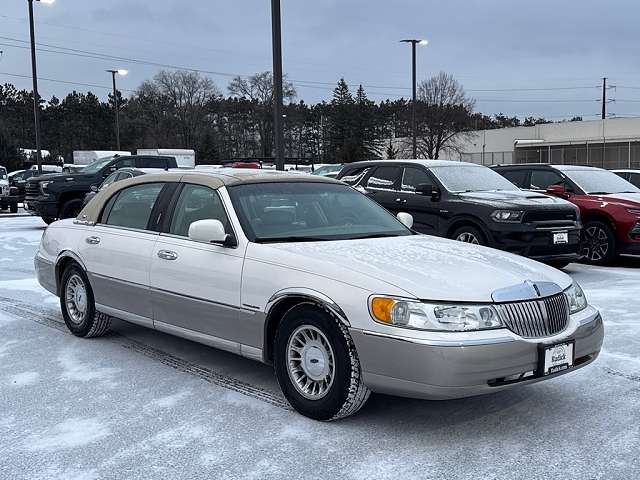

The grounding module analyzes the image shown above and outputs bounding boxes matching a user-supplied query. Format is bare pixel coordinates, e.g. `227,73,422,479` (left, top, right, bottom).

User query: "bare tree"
411,72,475,159
228,72,296,158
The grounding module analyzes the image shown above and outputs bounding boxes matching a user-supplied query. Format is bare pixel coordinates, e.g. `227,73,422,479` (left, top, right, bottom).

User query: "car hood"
252,235,571,302
459,190,571,209
27,172,91,183
597,192,640,205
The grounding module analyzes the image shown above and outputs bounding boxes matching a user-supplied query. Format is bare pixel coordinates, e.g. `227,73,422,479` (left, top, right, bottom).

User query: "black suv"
337,160,582,266
24,155,178,224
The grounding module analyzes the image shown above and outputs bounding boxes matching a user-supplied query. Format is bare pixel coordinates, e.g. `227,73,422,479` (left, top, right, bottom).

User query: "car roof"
78,168,341,225
492,163,606,172
343,159,484,169
612,169,640,173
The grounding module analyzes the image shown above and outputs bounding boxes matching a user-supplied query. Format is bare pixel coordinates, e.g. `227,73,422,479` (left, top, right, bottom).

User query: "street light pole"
271,0,285,171
107,69,127,151
27,0,44,174
400,39,428,159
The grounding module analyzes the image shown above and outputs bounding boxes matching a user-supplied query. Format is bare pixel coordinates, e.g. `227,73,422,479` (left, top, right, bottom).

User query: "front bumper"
24,197,57,218
487,224,582,261
350,305,603,400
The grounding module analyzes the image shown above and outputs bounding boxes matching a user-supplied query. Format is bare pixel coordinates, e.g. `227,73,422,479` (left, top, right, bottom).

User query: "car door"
149,183,250,349
77,182,167,326
362,166,402,213
395,166,441,234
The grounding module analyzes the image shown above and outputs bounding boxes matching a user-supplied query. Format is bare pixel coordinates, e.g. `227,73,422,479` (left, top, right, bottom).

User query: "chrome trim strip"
265,288,348,325
491,281,563,303
152,287,240,312
360,329,515,347
96,303,154,328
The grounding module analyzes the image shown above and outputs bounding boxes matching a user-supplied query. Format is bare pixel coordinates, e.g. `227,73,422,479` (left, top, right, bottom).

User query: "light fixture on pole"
27,0,55,175
400,38,428,159
107,69,128,151
271,0,285,171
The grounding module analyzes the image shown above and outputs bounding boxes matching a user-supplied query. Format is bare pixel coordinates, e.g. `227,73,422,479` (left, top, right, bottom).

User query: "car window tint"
169,184,229,237
401,167,433,192
115,158,135,169
100,172,120,189
630,173,640,188
367,167,400,190
340,167,369,186
530,170,564,190
105,183,163,230
500,169,528,188
137,157,167,168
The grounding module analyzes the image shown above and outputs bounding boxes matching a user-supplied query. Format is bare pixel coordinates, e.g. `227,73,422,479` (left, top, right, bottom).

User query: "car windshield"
564,169,640,195
81,157,114,174
228,182,412,242
430,165,517,192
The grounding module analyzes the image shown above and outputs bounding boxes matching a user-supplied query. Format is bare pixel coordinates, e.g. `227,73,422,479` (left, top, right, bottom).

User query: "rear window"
136,157,169,169
498,169,528,188
339,167,369,186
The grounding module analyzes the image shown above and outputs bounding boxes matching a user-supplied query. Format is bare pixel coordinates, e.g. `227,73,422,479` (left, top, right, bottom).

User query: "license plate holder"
553,231,569,244
538,340,575,376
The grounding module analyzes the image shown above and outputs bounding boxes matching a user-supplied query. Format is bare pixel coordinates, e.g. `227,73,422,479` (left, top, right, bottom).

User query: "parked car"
24,155,179,224
0,166,17,213
612,169,640,188
8,168,61,209
492,164,640,264
35,169,603,420
312,164,343,178
337,160,582,267
82,167,150,206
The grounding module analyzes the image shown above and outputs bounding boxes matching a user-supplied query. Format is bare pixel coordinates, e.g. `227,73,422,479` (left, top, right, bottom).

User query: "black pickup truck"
24,155,178,224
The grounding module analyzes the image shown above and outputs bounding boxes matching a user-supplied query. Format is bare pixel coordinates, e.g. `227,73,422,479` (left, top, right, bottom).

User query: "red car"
493,164,640,265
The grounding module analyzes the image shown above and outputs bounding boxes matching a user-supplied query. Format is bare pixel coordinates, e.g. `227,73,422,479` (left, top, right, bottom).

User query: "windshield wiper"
588,191,612,195
350,233,402,240
256,236,331,243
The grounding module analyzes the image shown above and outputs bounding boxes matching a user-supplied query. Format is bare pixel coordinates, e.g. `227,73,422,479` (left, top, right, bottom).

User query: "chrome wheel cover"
65,274,88,325
582,226,610,262
456,232,480,244
286,325,335,400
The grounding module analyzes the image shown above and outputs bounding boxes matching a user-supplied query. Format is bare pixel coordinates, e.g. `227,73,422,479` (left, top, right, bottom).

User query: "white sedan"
35,170,604,420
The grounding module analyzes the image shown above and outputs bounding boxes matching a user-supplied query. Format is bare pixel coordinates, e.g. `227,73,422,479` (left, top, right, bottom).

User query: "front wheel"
274,304,370,420
451,225,487,246
581,220,617,265
60,264,111,338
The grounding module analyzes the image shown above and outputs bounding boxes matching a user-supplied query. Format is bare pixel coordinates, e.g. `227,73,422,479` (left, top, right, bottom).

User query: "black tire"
274,304,370,421
60,199,83,219
42,217,56,225
60,264,111,338
450,225,487,246
581,220,617,265
10,203,18,213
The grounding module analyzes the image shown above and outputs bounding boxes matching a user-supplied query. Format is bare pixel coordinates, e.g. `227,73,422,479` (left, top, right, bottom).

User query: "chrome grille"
25,182,41,198
496,293,569,338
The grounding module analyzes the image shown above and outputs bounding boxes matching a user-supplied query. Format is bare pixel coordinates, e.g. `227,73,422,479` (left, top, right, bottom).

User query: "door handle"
395,198,407,204
157,250,178,261
85,236,101,245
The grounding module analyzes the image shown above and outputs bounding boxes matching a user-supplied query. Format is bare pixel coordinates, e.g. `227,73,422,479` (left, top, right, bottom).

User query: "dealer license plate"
553,231,569,244
540,341,574,376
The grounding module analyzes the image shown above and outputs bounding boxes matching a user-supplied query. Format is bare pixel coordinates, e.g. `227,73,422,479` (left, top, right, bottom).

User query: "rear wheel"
60,199,83,219
451,225,487,246
581,220,617,265
274,304,370,420
60,264,111,338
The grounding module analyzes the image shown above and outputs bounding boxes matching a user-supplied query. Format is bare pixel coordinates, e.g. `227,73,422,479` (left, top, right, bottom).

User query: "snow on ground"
0,216,639,480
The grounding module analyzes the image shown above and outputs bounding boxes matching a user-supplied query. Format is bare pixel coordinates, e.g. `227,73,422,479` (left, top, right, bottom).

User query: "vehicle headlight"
40,181,52,194
564,282,588,314
491,210,524,223
626,208,640,216
370,296,504,332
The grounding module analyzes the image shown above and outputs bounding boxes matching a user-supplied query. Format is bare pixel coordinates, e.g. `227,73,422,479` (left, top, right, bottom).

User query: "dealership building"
452,117,640,169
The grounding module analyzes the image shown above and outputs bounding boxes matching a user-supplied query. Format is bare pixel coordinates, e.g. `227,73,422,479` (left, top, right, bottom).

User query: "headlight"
370,296,504,332
491,210,524,223
40,181,52,194
626,208,640,216
564,282,588,314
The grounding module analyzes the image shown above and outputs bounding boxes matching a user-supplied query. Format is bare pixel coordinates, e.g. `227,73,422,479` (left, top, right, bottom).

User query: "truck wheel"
42,217,56,225
274,304,370,420
581,220,617,265
60,199,83,219
60,264,111,338
10,203,18,214
451,225,487,246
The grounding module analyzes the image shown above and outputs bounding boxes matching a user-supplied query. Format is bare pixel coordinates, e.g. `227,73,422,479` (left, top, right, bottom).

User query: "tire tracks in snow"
0,296,291,410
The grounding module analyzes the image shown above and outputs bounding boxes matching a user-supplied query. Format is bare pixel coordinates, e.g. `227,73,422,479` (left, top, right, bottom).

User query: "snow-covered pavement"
1,216,639,480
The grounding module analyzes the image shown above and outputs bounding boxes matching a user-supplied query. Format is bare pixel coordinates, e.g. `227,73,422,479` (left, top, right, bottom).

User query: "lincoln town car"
35,170,604,420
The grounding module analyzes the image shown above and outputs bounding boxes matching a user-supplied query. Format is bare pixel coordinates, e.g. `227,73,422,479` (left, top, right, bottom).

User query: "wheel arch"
262,288,349,364
446,215,490,240
581,210,617,232
54,251,88,296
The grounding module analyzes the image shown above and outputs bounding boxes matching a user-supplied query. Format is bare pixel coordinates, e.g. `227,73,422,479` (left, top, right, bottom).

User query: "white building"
454,117,640,169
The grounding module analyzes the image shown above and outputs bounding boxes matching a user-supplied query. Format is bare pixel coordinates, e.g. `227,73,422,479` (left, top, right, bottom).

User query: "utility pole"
601,77,607,120
271,0,285,171
27,0,43,175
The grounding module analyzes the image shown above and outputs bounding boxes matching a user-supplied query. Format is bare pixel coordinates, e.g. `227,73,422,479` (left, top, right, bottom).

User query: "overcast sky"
2,0,640,121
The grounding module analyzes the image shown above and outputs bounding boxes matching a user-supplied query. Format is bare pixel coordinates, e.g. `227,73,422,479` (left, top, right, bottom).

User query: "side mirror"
90,185,99,193
416,183,441,201
188,219,235,247
397,212,414,229
546,184,570,199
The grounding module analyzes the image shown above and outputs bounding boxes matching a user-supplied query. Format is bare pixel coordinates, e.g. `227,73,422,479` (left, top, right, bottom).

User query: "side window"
169,184,230,237
630,173,640,188
105,183,164,230
115,172,133,182
499,169,528,188
401,167,434,193
614,172,629,181
530,170,565,190
115,158,135,169
100,172,120,190
340,167,369,186
136,157,167,169
366,166,401,191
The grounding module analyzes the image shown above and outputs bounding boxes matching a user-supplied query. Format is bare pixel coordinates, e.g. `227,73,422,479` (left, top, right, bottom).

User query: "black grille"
523,210,577,224
25,182,40,198
496,293,569,338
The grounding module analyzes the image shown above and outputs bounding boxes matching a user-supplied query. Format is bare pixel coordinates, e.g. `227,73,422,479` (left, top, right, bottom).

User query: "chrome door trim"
151,287,240,312
96,303,154,328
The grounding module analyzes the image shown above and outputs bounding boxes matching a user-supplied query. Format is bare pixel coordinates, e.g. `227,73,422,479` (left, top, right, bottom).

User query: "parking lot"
1,215,639,480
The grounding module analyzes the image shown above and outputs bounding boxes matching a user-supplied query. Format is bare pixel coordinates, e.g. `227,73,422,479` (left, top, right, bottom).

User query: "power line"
0,71,135,92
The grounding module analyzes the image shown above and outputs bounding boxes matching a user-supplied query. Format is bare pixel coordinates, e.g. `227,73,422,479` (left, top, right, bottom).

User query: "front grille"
523,209,578,229
25,182,40,198
496,293,569,338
